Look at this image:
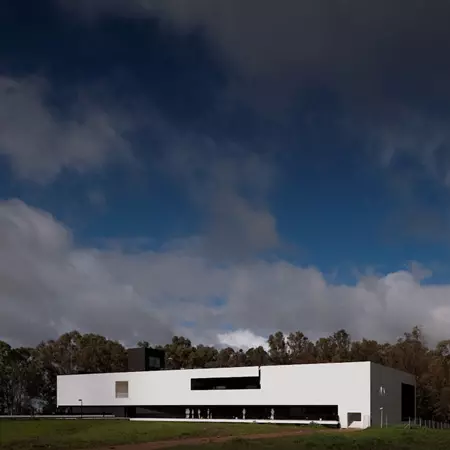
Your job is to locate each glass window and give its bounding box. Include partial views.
[148,356,161,368]
[190,376,261,390]
[115,381,129,398]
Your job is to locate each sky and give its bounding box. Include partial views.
[2,0,450,350]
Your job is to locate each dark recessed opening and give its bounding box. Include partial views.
[348,412,362,425]
[57,404,340,423]
[191,376,261,390]
[401,383,415,421]
[274,405,338,421]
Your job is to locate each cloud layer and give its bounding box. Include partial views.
[2,199,449,348]
[4,2,449,244]
[0,73,278,260]
[58,1,450,190]
[60,1,450,102]
[0,76,130,182]
[2,2,450,349]
[161,140,279,260]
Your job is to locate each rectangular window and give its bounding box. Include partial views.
[115,381,129,398]
[348,412,362,423]
[148,356,161,369]
[190,376,261,391]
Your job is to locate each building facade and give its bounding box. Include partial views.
[57,357,415,429]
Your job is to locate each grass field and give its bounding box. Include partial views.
[1,420,450,450]
[0,419,301,450]
[187,427,450,450]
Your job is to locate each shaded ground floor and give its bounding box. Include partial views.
[59,404,340,423]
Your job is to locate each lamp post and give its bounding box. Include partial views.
[379,386,386,428]
[78,399,83,419]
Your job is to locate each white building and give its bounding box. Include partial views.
[57,359,415,429]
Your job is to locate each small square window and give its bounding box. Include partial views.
[148,356,161,369]
[348,412,362,423]
[115,381,129,398]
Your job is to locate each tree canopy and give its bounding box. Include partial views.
[1,326,449,421]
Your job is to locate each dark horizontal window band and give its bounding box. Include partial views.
[191,376,261,390]
[58,405,339,421]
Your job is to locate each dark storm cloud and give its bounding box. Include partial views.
[59,1,450,103]
[57,1,450,186]
[4,1,450,346]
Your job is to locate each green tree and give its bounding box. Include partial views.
[286,331,315,363]
[0,341,12,413]
[314,337,335,362]
[330,329,352,362]
[268,331,290,365]
[245,346,269,366]
[164,336,194,369]
[350,339,383,363]
[189,345,218,368]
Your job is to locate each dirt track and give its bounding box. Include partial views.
[94,429,356,450]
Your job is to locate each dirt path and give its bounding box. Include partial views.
[94,429,356,450]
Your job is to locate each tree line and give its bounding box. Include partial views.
[1,326,449,420]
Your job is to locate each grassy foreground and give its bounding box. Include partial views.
[181,427,450,450]
[0,419,300,450]
[2,420,450,450]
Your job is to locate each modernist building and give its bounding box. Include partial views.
[57,348,416,429]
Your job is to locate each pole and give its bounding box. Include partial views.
[378,386,386,429]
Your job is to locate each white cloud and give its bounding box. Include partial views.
[0,200,174,347]
[0,76,130,182]
[217,329,268,350]
[1,199,450,348]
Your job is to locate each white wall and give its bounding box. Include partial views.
[57,362,372,428]
[260,363,371,428]
[370,363,416,427]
